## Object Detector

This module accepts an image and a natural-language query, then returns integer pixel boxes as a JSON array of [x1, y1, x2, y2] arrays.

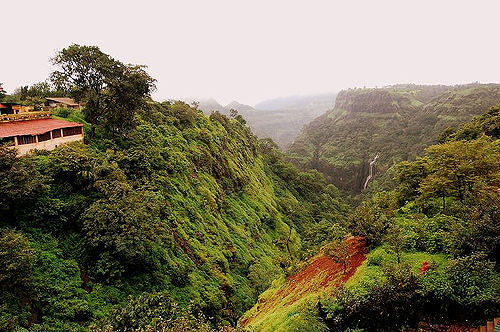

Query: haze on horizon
[[1, 0, 499, 106]]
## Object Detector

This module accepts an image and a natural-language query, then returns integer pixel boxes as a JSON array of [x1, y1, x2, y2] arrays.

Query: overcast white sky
[[1, 0, 499, 106]]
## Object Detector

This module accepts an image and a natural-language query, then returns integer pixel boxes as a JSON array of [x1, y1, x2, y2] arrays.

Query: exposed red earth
[[240, 236, 366, 328]]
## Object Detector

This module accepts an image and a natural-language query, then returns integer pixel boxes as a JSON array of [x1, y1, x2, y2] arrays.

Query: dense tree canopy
[[51, 44, 156, 139], [289, 84, 500, 196], [329, 106, 500, 331]]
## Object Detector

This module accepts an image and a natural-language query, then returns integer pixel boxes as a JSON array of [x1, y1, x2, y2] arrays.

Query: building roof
[[0, 118, 83, 138], [46, 97, 79, 107], [0, 104, 7, 109]]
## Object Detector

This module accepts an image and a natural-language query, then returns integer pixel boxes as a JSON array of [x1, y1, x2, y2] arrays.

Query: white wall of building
[[14, 134, 84, 156]]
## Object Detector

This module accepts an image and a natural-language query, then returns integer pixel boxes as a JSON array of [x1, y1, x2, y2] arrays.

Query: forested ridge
[[289, 84, 500, 196], [192, 93, 337, 149], [0, 45, 499, 331]]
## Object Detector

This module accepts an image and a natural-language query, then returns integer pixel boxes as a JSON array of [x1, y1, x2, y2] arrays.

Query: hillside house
[[0, 116, 84, 155], [0, 102, 35, 115], [45, 97, 80, 109]]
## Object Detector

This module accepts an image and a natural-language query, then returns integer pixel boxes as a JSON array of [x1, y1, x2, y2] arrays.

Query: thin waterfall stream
[[363, 153, 380, 190]]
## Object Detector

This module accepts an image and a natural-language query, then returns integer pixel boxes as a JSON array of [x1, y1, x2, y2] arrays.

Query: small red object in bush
[[420, 261, 429, 274]]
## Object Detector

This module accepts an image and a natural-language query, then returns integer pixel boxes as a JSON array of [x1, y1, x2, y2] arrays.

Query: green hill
[[2, 44, 499, 331], [0, 102, 348, 331], [288, 84, 500, 195]]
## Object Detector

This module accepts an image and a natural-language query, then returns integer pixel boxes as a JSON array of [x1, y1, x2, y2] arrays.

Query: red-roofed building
[[45, 97, 80, 109], [0, 117, 84, 155], [0, 102, 35, 115]]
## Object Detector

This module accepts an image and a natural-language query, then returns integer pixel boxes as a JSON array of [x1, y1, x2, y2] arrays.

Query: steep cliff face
[[288, 84, 500, 194], [334, 89, 400, 114]]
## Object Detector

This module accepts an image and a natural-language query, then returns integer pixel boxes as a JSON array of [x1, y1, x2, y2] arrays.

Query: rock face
[[335, 89, 399, 114], [288, 84, 500, 194]]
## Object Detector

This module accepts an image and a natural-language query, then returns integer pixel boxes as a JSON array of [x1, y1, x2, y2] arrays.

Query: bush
[[0, 228, 33, 290], [53, 107, 73, 118], [92, 293, 218, 332]]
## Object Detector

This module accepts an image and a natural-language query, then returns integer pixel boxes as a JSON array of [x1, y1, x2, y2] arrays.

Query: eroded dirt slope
[[240, 236, 366, 329]]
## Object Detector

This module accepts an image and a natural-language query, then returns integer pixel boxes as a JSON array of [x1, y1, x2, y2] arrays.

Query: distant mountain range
[[184, 93, 337, 148]]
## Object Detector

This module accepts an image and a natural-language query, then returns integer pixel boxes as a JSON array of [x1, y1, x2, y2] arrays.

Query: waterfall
[[363, 153, 380, 190]]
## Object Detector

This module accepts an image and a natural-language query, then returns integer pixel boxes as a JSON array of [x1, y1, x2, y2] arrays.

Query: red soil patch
[[240, 236, 366, 328]]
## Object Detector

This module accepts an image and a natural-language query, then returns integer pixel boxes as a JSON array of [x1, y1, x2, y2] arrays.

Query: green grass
[[344, 246, 450, 297]]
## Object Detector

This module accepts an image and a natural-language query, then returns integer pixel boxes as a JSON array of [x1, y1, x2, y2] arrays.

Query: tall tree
[[0, 83, 5, 101], [50, 44, 156, 139]]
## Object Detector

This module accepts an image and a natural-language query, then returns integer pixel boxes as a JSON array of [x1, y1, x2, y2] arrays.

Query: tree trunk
[[285, 223, 292, 260]]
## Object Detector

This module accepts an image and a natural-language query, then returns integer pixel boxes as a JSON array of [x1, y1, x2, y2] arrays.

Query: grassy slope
[[241, 244, 450, 332], [239, 237, 366, 331]]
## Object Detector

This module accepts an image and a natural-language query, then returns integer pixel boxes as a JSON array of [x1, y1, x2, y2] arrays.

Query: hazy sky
[[2, 0, 499, 105]]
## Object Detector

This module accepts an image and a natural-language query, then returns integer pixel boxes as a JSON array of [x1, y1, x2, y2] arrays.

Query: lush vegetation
[[244, 106, 499, 331], [1, 45, 499, 331], [0, 46, 347, 331], [289, 84, 500, 196]]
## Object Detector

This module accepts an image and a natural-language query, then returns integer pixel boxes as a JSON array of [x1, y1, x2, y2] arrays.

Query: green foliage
[[53, 107, 91, 138], [0, 228, 33, 289], [348, 191, 398, 246], [419, 137, 499, 203], [4, 46, 499, 332], [92, 292, 217, 332], [0, 97, 346, 330], [0, 146, 48, 225], [444, 253, 499, 316], [51, 44, 156, 139], [325, 107, 500, 331], [0, 83, 5, 101], [322, 247, 499, 331], [2, 81, 68, 109], [350, 107, 500, 258], [82, 188, 165, 280], [326, 262, 423, 332], [0, 229, 34, 331], [449, 105, 500, 140]]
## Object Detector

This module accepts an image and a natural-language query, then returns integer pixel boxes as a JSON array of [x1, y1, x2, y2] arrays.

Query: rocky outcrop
[[335, 89, 398, 114]]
